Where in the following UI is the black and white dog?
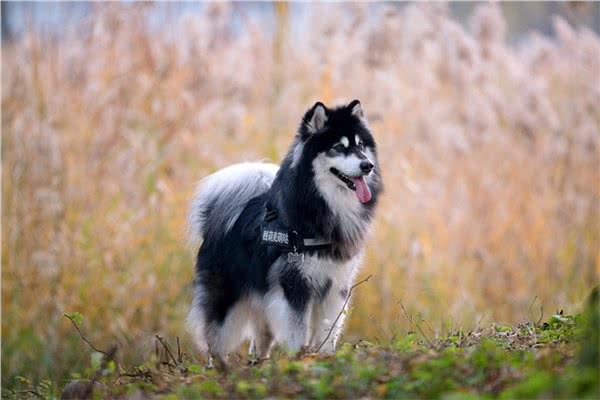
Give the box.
[187,100,382,366]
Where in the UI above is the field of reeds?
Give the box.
[2,2,599,392]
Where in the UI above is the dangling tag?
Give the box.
[287,250,304,265]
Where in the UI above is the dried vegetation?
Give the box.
[2,2,599,393]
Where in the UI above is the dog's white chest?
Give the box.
[299,254,361,290]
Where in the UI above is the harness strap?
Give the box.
[261,203,332,251]
[303,237,333,247]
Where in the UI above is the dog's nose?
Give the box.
[360,160,374,173]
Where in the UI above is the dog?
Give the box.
[186,99,383,367]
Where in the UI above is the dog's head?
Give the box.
[292,100,381,206]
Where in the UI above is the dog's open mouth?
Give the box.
[330,168,372,204]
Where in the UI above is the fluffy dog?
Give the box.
[187,100,382,366]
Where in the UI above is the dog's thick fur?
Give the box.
[187,100,383,365]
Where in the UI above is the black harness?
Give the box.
[260,203,332,264]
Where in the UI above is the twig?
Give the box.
[528,296,538,315]
[528,296,538,323]
[476,312,487,331]
[155,335,179,367]
[64,313,112,358]
[84,345,118,398]
[398,300,435,349]
[421,315,436,335]
[13,390,44,399]
[119,366,153,381]
[316,274,372,353]
[155,339,160,368]
[177,337,182,364]
[527,296,545,326]
[63,313,120,398]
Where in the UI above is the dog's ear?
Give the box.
[301,102,329,136]
[348,99,365,120]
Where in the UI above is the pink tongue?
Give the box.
[352,177,372,203]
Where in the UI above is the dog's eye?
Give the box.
[332,144,345,152]
[357,141,365,150]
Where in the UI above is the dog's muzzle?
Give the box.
[330,167,357,190]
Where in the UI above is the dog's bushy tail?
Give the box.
[187,162,279,246]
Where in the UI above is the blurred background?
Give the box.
[2,1,599,387]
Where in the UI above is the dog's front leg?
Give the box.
[284,307,311,353]
[310,286,349,354]
[266,285,311,354]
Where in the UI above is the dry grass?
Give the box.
[2,3,599,385]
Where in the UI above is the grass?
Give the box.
[4,292,598,399]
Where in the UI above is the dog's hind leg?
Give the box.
[203,323,229,371]
[205,298,254,369]
[186,291,212,361]
[187,312,227,372]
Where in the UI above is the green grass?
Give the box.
[4,293,598,399]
